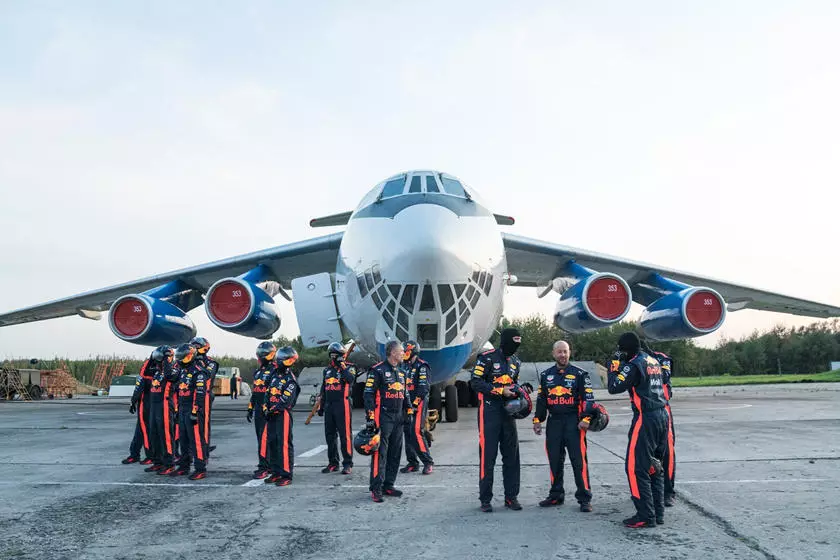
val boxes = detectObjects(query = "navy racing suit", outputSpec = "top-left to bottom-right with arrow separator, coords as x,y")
533,363 -> 595,504
364,360 -> 410,493
129,360 -> 154,461
319,360 -> 356,469
261,365 -> 299,480
403,357 -> 433,468
651,351 -> 676,499
608,352 -> 669,523
469,349 -> 522,505
250,361 -> 275,472
175,361 -> 212,473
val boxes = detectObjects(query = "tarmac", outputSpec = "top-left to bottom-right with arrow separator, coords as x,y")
0,382 -> 838,560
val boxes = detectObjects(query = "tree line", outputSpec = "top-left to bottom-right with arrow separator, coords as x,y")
4,317 -> 839,383
491,315 -> 840,376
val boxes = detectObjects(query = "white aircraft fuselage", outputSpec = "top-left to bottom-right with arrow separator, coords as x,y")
334,171 -> 506,384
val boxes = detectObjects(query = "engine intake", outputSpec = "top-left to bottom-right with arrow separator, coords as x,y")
108,294 -> 196,346
205,277 -> 280,339
554,273 -> 632,332
639,287 -> 726,340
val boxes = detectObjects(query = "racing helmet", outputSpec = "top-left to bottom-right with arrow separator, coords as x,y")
503,385 -> 533,419
175,343 -> 196,364
354,428 -> 381,456
403,340 -> 420,362
276,346 -> 299,367
586,403 -> 610,432
151,345 -> 171,363
256,341 -> 277,362
327,342 -> 346,361
190,336 -> 211,354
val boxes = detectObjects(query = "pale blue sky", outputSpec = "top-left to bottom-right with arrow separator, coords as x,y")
1,1 -> 838,359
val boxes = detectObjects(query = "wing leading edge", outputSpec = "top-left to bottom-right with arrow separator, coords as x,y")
0,232 -> 344,327
502,232 -> 840,318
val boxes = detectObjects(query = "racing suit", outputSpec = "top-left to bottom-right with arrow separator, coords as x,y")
651,351 -> 676,500
319,360 -> 356,469
261,365 -> 299,479
129,360 -> 154,460
608,351 -> 669,523
403,358 -> 433,468
195,354 -> 218,448
167,365 -> 182,459
364,361 -> 410,493
469,349 -> 522,505
147,361 -> 170,467
534,363 -> 595,505
249,362 -> 274,472
160,361 -> 179,468
176,361 -> 211,473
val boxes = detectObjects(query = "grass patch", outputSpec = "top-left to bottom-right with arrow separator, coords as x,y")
673,370 -> 840,387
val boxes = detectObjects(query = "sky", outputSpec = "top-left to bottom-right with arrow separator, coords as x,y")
1,0 -> 839,360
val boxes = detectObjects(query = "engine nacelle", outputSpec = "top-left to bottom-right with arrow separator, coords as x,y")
204,277 -> 280,339
554,273 -> 632,332
638,287 -> 726,340
108,294 -> 197,346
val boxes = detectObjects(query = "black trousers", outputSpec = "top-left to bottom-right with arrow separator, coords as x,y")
254,410 -> 269,470
262,410 -> 294,478
478,396 -> 520,504
324,400 -> 353,468
129,397 -> 152,459
404,398 -> 433,466
148,399 -> 165,465
625,408 -> 668,521
545,414 -> 591,504
664,403 -> 677,497
178,407 -> 207,472
369,410 -> 403,492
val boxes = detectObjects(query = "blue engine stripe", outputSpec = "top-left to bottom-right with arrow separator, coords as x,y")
376,342 -> 472,385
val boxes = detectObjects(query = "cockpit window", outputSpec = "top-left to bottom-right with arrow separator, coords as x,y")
409,175 -> 422,193
419,285 -> 436,311
380,176 -> 406,199
425,175 -> 440,193
440,176 -> 466,197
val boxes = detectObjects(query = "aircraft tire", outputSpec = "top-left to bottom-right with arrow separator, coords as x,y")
444,385 -> 458,422
429,385 -> 442,415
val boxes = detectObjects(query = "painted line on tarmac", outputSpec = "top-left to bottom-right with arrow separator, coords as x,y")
298,444 -> 328,458
0,480 -> 232,488
679,478 -> 828,485
0,478 -> 830,490
241,479 -> 266,487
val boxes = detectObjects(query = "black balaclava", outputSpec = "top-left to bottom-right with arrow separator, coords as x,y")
618,332 -> 640,357
500,328 -> 522,357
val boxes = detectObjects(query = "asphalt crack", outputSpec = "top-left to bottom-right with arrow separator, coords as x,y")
678,492 -> 780,560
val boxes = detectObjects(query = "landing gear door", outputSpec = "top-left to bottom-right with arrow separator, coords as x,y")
291,273 -> 343,348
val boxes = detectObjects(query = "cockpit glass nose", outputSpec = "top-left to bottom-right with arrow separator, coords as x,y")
380,176 -> 406,199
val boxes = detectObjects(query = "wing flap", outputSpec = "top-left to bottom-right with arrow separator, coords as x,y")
0,232 -> 343,328
502,233 -> 840,318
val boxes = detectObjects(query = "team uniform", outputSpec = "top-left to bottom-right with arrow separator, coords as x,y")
534,363 -> 595,507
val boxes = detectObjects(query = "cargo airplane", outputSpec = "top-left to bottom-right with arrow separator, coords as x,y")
2,170 -> 838,421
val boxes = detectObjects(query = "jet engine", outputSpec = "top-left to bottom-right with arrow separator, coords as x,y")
554,273 -> 633,332
638,287 -> 726,340
204,277 -> 280,339
108,294 -> 197,346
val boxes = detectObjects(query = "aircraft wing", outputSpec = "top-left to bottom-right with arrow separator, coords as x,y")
502,233 -> 840,318
0,232 -> 344,327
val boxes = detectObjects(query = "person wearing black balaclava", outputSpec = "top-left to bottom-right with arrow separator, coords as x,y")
608,332 -> 669,528
469,327 -> 524,513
